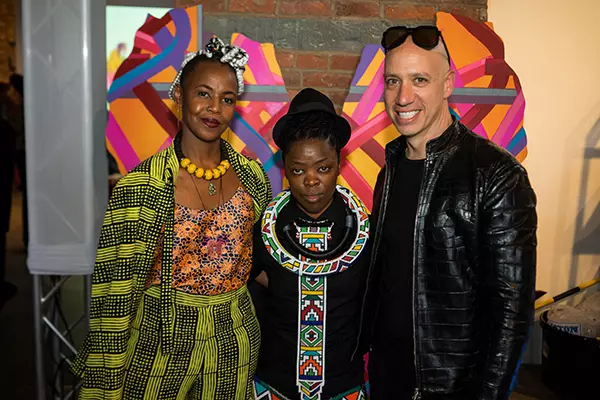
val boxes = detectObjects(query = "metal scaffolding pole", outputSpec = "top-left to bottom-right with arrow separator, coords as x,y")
33,275 -> 90,399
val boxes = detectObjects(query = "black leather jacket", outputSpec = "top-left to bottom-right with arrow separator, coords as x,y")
361,120 -> 537,399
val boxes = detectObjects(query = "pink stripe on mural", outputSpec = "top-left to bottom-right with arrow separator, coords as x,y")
494,92 -> 525,147
135,30 -> 155,43
457,58 -> 487,85
106,112 -> 140,171
234,36 -> 276,86
343,111 -> 391,155
352,62 -> 385,125
340,161 -> 374,211
472,123 -> 488,139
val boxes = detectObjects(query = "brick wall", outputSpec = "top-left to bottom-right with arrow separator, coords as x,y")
175,0 -> 488,110
0,0 -> 15,81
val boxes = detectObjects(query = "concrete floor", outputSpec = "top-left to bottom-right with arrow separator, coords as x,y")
0,191 -> 562,399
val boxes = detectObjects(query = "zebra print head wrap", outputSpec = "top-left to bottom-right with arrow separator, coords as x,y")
168,36 -> 249,100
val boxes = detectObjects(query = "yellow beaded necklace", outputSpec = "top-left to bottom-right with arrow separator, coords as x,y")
174,133 -> 231,196
180,157 -> 231,181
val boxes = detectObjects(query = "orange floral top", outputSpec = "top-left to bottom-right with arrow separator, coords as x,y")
146,187 -> 255,295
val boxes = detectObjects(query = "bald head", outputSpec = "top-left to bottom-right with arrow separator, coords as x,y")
386,36 -> 450,74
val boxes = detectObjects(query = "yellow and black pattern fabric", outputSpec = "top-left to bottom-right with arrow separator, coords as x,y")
72,139 -> 271,399
122,286 -> 260,400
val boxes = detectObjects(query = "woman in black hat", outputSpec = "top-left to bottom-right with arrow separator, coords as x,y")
250,88 -> 371,400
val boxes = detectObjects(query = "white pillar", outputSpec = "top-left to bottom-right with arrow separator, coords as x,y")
22,0 -> 107,275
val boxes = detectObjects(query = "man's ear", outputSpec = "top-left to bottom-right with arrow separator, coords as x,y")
444,69 -> 455,100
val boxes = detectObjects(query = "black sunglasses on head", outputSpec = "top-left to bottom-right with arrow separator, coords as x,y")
381,26 -> 450,59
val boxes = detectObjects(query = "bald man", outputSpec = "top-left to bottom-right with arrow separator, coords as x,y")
358,27 -> 538,399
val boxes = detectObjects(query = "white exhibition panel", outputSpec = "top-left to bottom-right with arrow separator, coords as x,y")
23,0 -> 107,275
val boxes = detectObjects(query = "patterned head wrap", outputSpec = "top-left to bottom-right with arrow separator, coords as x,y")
168,37 -> 249,100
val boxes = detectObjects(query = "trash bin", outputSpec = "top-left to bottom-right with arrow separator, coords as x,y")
540,310 -> 600,399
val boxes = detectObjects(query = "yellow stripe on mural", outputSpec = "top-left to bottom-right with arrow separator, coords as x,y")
342,102 -> 359,117
367,104 -> 386,121
262,44 -> 284,77
243,66 -> 257,85
373,123 -> 400,148
356,50 -> 385,87
224,130 -> 245,153
346,148 -> 380,188
260,110 -> 272,124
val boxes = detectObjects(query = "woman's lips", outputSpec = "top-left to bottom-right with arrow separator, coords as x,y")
202,118 -> 220,128
303,194 -> 323,203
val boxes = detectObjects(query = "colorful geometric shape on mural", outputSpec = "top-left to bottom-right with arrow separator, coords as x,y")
439,12 -> 528,161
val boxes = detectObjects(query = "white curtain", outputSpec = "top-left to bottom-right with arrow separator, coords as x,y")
22,0 -> 108,275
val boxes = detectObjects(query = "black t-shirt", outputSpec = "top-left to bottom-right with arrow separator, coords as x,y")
250,193 -> 370,399
371,154 -> 424,399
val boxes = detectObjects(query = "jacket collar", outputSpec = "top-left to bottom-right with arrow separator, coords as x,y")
385,116 -> 466,164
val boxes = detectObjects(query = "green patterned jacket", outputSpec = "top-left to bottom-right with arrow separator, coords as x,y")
72,140 -> 271,395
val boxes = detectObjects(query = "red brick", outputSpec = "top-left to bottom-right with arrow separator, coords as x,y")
279,1 -> 332,17
439,5 -> 487,21
282,69 -> 302,86
303,72 -> 353,89
276,51 -> 295,68
176,0 -> 225,12
330,54 -> 360,71
229,0 -> 276,14
335,1 -> 380,18
296,54 -> 329,70
385,5 -> 436,21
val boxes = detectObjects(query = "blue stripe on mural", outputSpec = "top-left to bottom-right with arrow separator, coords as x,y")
229,110 -> 283,193
507,126 -> 526,152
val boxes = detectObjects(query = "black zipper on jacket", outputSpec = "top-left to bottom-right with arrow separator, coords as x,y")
351,160 -> 393,361
411,155 -> 432,398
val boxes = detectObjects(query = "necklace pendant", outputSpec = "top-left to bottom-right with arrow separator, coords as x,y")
208,182 -> 217,196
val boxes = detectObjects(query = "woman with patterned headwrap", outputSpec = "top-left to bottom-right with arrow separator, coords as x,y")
72,37 -> 271,400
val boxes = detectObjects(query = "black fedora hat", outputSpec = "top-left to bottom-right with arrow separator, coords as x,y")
272,88 -> 351,150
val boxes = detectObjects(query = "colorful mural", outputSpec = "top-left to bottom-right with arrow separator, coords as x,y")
106,6 -> 528,210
